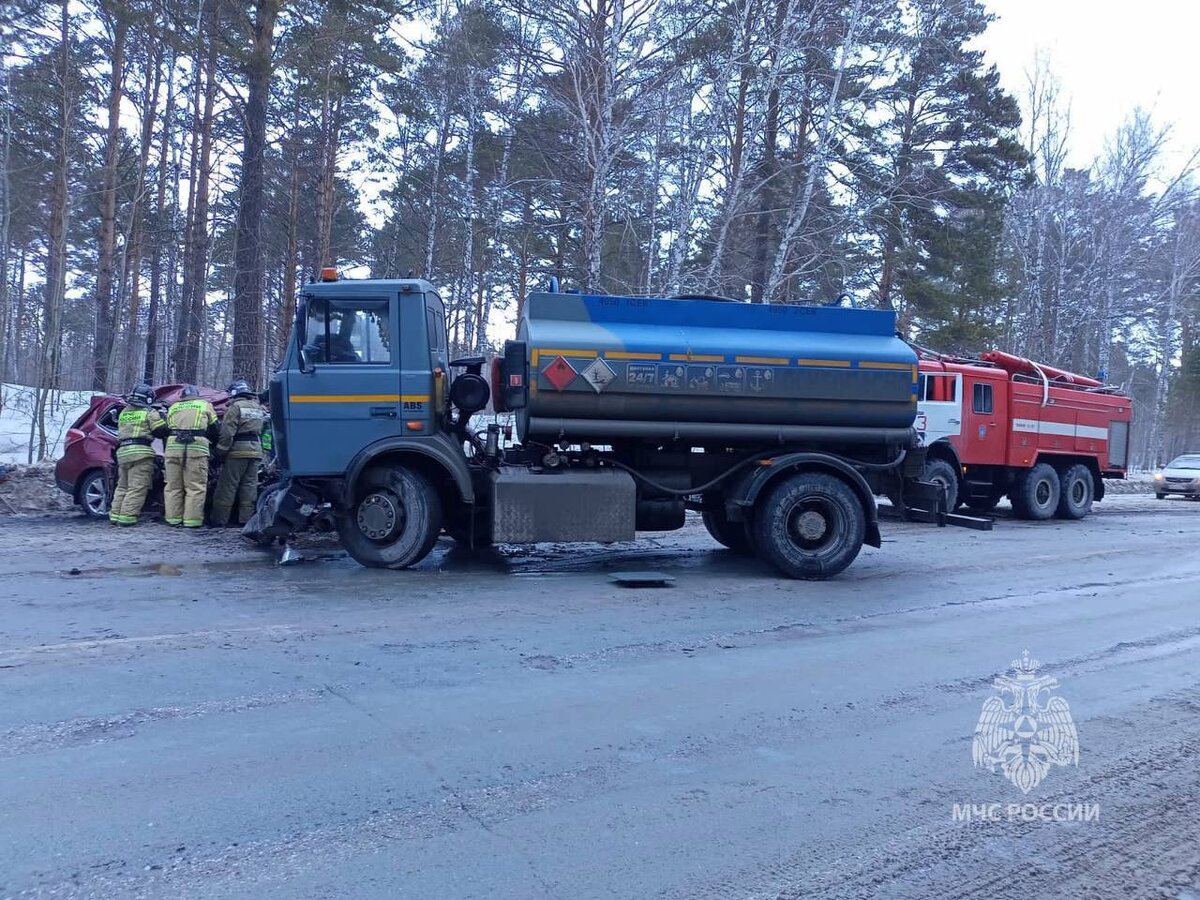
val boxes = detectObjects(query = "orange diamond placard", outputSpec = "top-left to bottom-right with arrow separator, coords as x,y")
543,355 -> 577,391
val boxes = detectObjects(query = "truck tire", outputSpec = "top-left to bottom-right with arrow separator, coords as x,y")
1056,463 -> 1094,520
337,466 -> 442,569
1010,463 -> 1060,520
702,507 -> 753,556
752,471 -> 866,579
921,458 -> 959,512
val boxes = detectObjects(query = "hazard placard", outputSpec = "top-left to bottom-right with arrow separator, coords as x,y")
580,357 -> 616,393
543,356 -> 577,391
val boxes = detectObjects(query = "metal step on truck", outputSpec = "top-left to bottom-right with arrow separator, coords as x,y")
246,274 -> 985,579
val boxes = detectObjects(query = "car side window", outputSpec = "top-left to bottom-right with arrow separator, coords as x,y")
98,407 -> 120,433
972,382 -> 993,414
303,298 -> 392,365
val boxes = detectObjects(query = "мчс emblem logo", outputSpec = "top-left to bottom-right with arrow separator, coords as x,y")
972,650 -> 1079,793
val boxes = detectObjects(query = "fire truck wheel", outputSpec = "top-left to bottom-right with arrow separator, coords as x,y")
1011,462 -> 1061,520
1056,464 -> 1094,520
753,471 -> 866,579
922,458 -> 959,512
702,507 -> 754,556
337,465 -> 443,569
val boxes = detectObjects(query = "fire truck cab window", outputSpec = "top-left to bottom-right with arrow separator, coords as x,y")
919,373 -> 958,402
303,299 -> 391,365
972,382 -> 993,414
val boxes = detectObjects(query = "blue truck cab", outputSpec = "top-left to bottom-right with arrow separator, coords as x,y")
254,275 -> 961,579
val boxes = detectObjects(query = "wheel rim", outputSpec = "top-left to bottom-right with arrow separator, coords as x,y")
1070,479 -> 1086,504
1035,480 -> 1052,506
356,491 -> 405,542
785,498 -> 842,553
85,478 -> 108,514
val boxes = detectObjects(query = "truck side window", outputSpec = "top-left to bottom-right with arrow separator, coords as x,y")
303,299 -> 391,365
973,382 -> 993,414
426,309 -> 443,351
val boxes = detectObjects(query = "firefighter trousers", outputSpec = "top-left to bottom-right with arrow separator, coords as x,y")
210,457 -> 259,526
110,457 -> 155,525
164,453 -> 209,527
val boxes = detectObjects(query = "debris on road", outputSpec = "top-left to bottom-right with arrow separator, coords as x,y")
609,571 -> 676,587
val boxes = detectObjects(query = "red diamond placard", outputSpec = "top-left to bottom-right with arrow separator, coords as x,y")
543,355 -> 577,391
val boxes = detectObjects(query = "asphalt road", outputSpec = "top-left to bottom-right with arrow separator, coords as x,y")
1,495 -> 1198,900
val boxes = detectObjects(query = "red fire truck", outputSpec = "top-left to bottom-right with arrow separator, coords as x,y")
914,349 -> 1132,519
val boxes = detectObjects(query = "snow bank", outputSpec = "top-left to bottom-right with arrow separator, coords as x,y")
0,384 -> 97,465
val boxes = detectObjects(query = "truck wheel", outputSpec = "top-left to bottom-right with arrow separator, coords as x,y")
921,458 -> 959,511
337,466 -> 442,569
1056,464 -> 1094,519
1010,463 -> 1060,520
702,507 -> 753,556
753,471 -> 866,579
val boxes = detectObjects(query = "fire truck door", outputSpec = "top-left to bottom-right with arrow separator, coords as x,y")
964,378 -> 1008,464
915,372 -> 962,447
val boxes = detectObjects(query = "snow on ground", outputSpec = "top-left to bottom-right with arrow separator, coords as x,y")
0,383 -> 98,465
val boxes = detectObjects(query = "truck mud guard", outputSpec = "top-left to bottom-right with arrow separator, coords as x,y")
341,432 -> 476,507
728,451 -> 883,548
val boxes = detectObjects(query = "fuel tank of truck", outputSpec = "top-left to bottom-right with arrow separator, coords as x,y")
513,292 -> 918,446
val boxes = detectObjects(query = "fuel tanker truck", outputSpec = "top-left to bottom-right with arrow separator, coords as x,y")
248,274 -> 973,579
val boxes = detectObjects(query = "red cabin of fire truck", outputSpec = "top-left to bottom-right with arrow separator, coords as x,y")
914,349 -> 1132,519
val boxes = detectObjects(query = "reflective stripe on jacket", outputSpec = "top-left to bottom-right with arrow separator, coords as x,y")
166,398 -> 218,456
116,406 -> 166,461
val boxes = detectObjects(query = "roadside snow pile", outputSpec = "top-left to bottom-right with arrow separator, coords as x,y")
0,463 -> 75,515
1105,475 -> 1154,495
0,383 -> 95,465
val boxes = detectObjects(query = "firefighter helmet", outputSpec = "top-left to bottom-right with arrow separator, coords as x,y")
127,383 -> 154,406
228,379 -> 253,398
181,384 -> 200,399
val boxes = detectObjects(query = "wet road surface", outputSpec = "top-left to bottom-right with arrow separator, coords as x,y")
1,495 -> 1198,899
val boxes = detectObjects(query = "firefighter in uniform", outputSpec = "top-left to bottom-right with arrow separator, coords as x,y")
164,385 -> 218,528
209,379 -> 266,527
109,383 -> 168,525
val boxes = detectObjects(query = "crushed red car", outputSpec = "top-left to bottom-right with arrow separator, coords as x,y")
54,385 -> 230,519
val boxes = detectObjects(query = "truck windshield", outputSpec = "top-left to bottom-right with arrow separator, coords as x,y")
302,298 -> 391,365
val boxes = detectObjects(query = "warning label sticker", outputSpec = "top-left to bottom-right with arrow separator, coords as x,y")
580,357 -> 617,393
544,356 -> 577,391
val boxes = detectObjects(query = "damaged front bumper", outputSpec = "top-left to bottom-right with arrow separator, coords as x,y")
241,479 -> 335,544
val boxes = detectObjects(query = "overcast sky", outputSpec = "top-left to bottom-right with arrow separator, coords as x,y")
978,0 -> 1200,168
